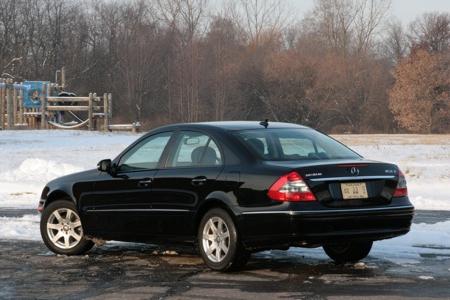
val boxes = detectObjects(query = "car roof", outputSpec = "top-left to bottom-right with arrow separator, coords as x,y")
152,121 -> 309,132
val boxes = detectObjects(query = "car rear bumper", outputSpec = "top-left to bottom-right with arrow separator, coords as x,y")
238,198 -> 414,250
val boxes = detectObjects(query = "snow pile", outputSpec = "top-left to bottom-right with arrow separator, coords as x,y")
0,158 -> 82,183
0,130 -> 139,209
0,214 -> 40,241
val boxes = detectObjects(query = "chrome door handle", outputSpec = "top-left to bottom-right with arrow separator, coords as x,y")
138,178 -> 153,187
191,177 -> 207,186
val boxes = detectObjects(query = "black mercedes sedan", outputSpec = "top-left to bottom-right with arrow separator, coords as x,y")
38,121 -> 414,271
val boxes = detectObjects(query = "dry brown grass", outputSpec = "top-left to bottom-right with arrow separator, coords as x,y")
332,134 -> 450,146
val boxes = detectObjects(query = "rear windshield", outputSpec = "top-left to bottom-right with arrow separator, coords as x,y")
234,128 -> 361,161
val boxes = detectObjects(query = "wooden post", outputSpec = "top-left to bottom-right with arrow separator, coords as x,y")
103,93 -> 109,131
93,93 -> 97,130
108,93 -> 112,123
61,67 -> 66,90
13,86 -> 17,125
40,83 -> 48,129
0,83 -> 4,129
6,84 -> 14,129
88,93 -> 93,131
32,108 -> 37,128
18,89 -> 24,125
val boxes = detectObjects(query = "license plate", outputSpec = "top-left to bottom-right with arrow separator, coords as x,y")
341,182 -> 368,199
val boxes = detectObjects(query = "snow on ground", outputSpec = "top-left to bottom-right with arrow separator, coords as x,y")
1,131 -> 448,210
0,214 -> 40,241
1,130 -> 450,265
334,134 -> 450,211
0,130 -> 140,209
265,219 -> 450,265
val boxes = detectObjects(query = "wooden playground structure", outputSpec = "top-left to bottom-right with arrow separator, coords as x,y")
0,69 -> 140,132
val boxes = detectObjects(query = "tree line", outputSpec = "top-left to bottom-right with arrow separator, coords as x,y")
1,0 -> 449,133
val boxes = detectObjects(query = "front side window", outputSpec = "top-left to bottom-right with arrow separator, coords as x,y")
235,128 -> 360,161
119,132 -> 172,171
169,131 -> 222,167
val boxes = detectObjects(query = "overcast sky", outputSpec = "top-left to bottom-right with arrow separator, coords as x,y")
290,0 -> 450,25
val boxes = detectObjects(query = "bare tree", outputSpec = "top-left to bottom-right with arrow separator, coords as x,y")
409,12 -> 450,53
0,0 -> 448,132
305,0 -> 390,55
384,20 -> 408,63
228,0 -> 292,45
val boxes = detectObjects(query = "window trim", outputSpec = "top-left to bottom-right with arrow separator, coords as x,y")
234,128 -> 361,161
162,130 -> 225,170
115,131 -> 175,174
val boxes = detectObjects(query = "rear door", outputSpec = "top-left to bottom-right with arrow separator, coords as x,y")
149,130 -> 224,238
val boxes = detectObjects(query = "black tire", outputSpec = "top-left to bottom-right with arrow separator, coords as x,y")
198,208 -> 250,271
323,241 -> 373,264
40,200 -> 94,255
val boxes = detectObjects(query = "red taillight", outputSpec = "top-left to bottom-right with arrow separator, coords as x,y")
267,171 -> 316,202
393,170 -> 408,197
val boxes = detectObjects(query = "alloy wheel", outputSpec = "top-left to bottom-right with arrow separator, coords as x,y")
46,208 -> 83,249
202,216 -> 230,263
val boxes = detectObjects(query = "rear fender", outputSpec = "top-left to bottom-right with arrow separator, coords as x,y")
194,191 -> 240,234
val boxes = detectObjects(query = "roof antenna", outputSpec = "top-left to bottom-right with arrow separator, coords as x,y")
259,119 -> 269,128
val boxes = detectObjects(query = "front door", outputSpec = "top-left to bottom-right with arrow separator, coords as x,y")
149,131 -> 224,239
79,131 -> 173,241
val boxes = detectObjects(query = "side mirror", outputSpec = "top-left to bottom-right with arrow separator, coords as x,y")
97,159 -> 112,173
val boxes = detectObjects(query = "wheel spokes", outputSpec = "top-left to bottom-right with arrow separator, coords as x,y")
70,232 -> 82,242
203,233 -> 215,242
202,216 -> 231,263
47,223 -> 62,230
219,241 -> 228,253
222,230 -> 230,239
53,211 -> 64,222
71,220 -> 82,228
215,247 -> 222,261
47,207 -> 84,250
208,219 -> 218,234
207,244 -> 216,256
65,209 -> 72,221
51,231 -> 64,243
217,219 -> 224,232
64,235 -> 70,248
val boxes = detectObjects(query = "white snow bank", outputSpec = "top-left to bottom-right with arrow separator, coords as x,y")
0,130 -> 139,209
0,214 -> 40,241
0,158 -> 82,183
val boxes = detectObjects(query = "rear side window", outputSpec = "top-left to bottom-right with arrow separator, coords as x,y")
169,131 -> 222,167
235,128 -> 360,161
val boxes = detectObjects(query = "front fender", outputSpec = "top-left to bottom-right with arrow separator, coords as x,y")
38,184 -> 76,212
38,169 -> 101,212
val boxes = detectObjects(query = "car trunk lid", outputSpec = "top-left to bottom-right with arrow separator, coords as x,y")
263,159 -> 399,207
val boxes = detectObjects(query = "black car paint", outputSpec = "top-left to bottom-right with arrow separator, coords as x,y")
39,122 -> 414,250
